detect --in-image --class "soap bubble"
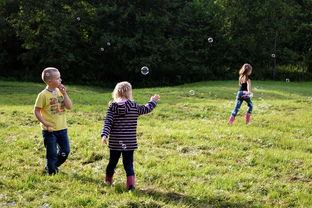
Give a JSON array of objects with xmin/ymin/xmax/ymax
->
[
  {"xmin": 141, "ymin": 66, "xmax": 149, "ymax": 75},
  {"xmin": 76, "ymin": 17, "xmax": 81, "ymax": 21},
  {"xmin": 189, "ymin": 90, "xmax": 195, "ymax": 96},
  {"xmin": 286, "ymin": 78, "xmax": 290, "ymax": 82},
  {"xmin": 208, "ymin": 37, "xmax": 213, "ymax": 43},
  {"xmin": 107, "ymin": 42, "xmax": 111, "ymax": 46},
  {"xmin": 42, "ymin": 203, "xmax": 50, "ymax": 208},
  {"xmin": 271, "ymin": 54, "xmax": 276, "ymax": 58},
  {"xmin": 122, "ymin": 144, "xmax": 127, "ymax": 149},
  {"xmin": 100, "ymin": 47, "xmax": 104, "ymax": 52}
]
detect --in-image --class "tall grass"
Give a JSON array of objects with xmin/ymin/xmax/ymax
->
[{"xmin": 0, "ymin": 80, "xmax": 311, "ymax": 207}]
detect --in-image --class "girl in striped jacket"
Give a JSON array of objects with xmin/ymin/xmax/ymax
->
[{"xmin": 101, "ymin": 81, "xmax": 160, "ymax": 190}]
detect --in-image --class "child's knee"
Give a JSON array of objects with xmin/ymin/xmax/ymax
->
[{"xmin": 60, "ymin": 151, "xmax": 70, "ymax": 158}]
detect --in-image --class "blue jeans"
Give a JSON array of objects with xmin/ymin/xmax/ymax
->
[
  {"xmin": 231, "ymin": 91, "xmax": 253, "ymax": 116},
  {"xmin": 106, "ymin": 150, "xmax": 134, "ymax": 176},
  {"xmin": 42, "ymin": 129, "xmax": 70, "ymax": 175}
]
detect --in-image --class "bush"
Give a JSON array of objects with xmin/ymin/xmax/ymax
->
[{"xmin": 276, "ymin": 64, "xmax": 312, "ymax": 81}]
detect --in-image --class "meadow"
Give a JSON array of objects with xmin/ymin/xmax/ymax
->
[{"xmin": 0, "ymin": 80, "xmax": 311, "ymax": 208}]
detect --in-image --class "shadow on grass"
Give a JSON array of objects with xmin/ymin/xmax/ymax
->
[
  {"xmin": 62, "ymin": 172, "xmax": 103, "ymax": 184},
  {"xmin": 46, "ymin": 172, "xmax": 261, "ymax": 207},
  {"xmin": 135, "ymin": 188, "xmax": 260, "ymax": 208}
]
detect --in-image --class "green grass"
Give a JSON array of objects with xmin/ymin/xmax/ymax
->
[{"xmin": 0, "ymin": 80, "xmax": 311, "ymax": 208}]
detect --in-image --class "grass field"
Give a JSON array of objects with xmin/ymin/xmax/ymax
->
[{"xmin": 0, "ymin": 80, "xmax": 311, "ymax": 208}]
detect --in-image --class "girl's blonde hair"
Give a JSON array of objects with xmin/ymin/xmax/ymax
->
[
  {"xmin": 112, "ymin": 81, "xmax": 133, "ymax": 101},
  {"xmin": 42, "ymin": 67, "xmax": 59, "ymax": 83},
  {"xmin": 239, "ymin": 63, "xmax": 252, "ymax": 84}
]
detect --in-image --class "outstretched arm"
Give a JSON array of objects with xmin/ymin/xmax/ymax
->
[{"xmin": 137, "ymin": 94, "xmax": 160, "ymax": 115}]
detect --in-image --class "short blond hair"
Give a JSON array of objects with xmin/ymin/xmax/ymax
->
[
  {"xmin": 41, "ymin": 67, "xmax": 59, "ymax": 83},
  {"xmin": 112, "ymin": 81, "xmax": 133, "ymax": 101}
]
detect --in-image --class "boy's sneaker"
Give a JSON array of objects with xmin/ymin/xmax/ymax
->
[{"xmin": 45, "ymin": 167, "xmax": 59, "ymax": 175}]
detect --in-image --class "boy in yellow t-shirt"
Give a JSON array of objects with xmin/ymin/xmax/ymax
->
[{"xmin": 34, "ymin": 67, "xmax": 72, "ymax": 175}]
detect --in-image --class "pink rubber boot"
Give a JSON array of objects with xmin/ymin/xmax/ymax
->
[
  {"xmin": 126, "ymin": 176, "xmax": 135, "ymax": 191},
  {"xmin": 228, "ymin": 115, "xmax": 235, "ymax": 124},
  {"xmin": 105, "ymin": 175, "xmax": 113, "ymax": 185},
  {"xmin": 246, "ymin": 113, "xmax": 251, "ymax": 124}
]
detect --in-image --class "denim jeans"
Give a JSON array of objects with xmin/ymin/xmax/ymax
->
[
  {"xmin": 42, "ymin": 129, "xmax": 70, "ymax": 175},
  {"xmin": 106, "ymin": 150, "xmax": 134, "ymax": 176},
  {"xmin": 231, "ymin": 91, "xmax": 253, "ymax": 116}
]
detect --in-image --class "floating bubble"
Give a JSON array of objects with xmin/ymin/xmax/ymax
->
[
  {"xmin": 107, "ymin": 42, "xmax": 111, "ymax": 46},
  {"xmin": 76, "ymin": 17, "xmax": 81, "ymax": 21},
  {"xmin": 42, "ymin": 203, "xmax": 50, "ymax": 208},
  {"xmin": 249, "ymin": 92, "xmax": 254, "ymax": 98},
  {"xmin": 189, "ymin": 90, "xmax": 195, "ymax": 96},
  {"xmin": 100, "ymin": 47, "xmax": 104, "ymax": 52},
  {"xmin": 286, "ymin": 78, "xmax": 290, "ymax": 82},
  {"xmin": 271, "ymin": 54, "xmax": 276, "ymax": 58},
  {"xmin": 119, "ymin": 141, "xmax": 123, "ymax": 144},
  {"xmin": 122, "ymin": 144, "xmax": 126, "ymax": 149},
  {"xmin": 141, "ymin": 66, "xmax": 149, "ymax": 75},
  {"xmin": 208, "ymin": 37, "xmax": 213, "ymax": 43}
]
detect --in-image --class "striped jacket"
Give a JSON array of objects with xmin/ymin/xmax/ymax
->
[{"xmin": 101, "ymin": 99, "xmax": 157, "ymax": 151}]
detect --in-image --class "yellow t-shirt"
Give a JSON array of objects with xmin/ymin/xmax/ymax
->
[{"xmin": 34, "ymin": 88, "xmax": 67, "ymax": 131}]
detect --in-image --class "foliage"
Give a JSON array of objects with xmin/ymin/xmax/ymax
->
[{"xmin": 0, "ymin": 0, "xmax": 311, "ymax": 84}]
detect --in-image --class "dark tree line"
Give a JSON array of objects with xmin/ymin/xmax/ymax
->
[{"xmin": 1, "ymin": 0, "xmax": 311, "ymax": 86}]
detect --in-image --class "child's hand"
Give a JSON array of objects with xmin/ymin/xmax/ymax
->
[
  {"xmin": 44, "ymin": 123, "xmax": 53, "ymax": 132},
  {"xmin": 58, "ymin": 84, "xmax": 67, "ymax": 95},
  {"xmin": 102, "ymin": 136, "xmax": 107, "ymax": 145},
  {"xmin": 47, "ymin": 126, "xmax": 53, "ymax": 132},
  {"xmin": 151, "ymin": 94, "xmax": 160, "ymax": 102}
]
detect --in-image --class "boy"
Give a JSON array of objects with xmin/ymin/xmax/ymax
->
[{"xmin": 34, "ymin": 67, "xmax": 72, "ymax": 175}]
